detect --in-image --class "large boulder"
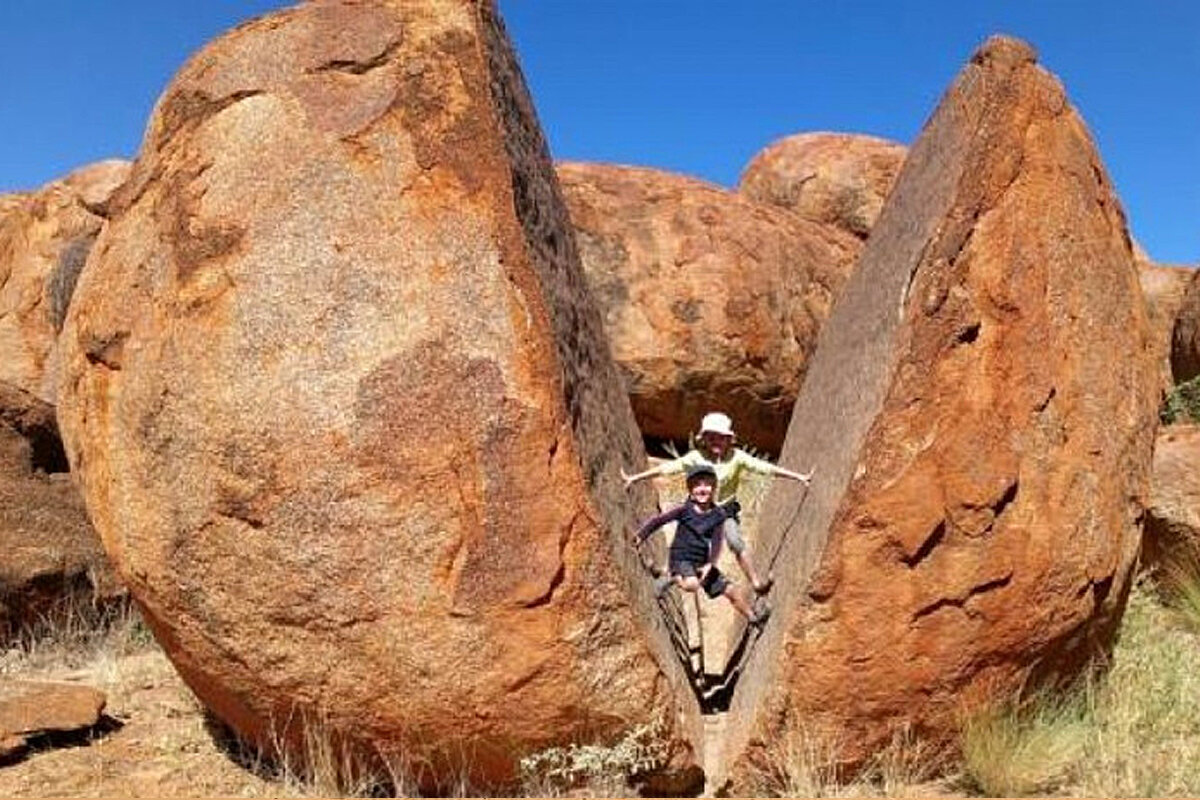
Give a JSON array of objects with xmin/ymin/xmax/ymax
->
[
  {"xmin": 1138, "ymin": 262, "xmax": 1194, "ymax": 390},
  {"xmin": 0, "ymin": 681, "xmax": 107, "ymax": 761},
  {"xmin": 0, "ymin": 382, "xmax": 123, "ymax": 642},
  {"xmin": 1171, "ymin": 269, "xmax": 1200, "ymax": 383},
  {"xmin": 1144, "ymin": 424, "xmax": 1200, "ymax": 573},
  {"xmin": 738, "ymin": 132, "xmax": 907, "ymax": 240},
  {"xmin": 57, "ymin": 0, "xmax": 698, "ymax": 789},
  {"xmin": 557, "ymin": 162, "xmax": 860, "ymax": 454},
  {"xmin": 723, "ymin": 36, "xmax": 1158, "ymax": 780},
  {"xmin": 0, "ymin": 160, "xmax": 129, "ymax": 403}
]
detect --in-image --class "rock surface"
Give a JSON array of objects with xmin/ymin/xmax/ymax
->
[
  {"xmin": 1144, "ymin": 424, "xmax": 1200, "ymax": 572},
  {"xmin": 0, "ymin": 382, "xmax": 123, "ymax": 642},
  {"xmin": 724, "ymin": 36, "xmax": 1157, "ymax": 779},
  {"xmin": 0, "ymin": 681, "xmax": 106, "ymax": 761},
  {"xmin": 57, "ymin": 1, "xmax": 697, "ymax": 789},
  {"xmin": 1171, "ymin": 269, "xmax": 1200, "ymax": 383},
  {"xmin": 0, "ymin": 161, "xmax": 129, "ymax": 403},
  {"xmin": 738, "ymin": 132, "xmax": 907, "ymax": 239},
  {"xmin": 558, "ymin": 162, "xmax": 860, "ymax": 453},
  {"xmin": 1139, "ymin": 262, "xmax": 1195, "ymax": 390}
]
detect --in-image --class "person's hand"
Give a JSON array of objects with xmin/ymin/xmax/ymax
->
[
  {"xmin": 797, "ymin": 467, "xmax": 815, "ymax": 485},
  {"xmin": 620, "ymin": 467, "xmax": 635, "ymax": 490},
  {"xmin": 697, "ymin": 563, "xmax": 712, "ymax": 580},
  {"xmin": 627, "ymin": 530, "xmax": 642, "ymax": 549}
]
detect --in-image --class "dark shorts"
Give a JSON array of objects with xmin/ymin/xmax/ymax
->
[
  {"xmin": 671, "ymin": 561, "xmax": 729, "ymax": 598},
  {"xmin": 721, "ymin": 498, "xmax": 742, "ymax": 521}
]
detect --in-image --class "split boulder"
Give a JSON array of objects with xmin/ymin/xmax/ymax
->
[
  {"xmin": 58, "ymin": 0, "xmax": 696, "ymax": 789},
  {"xmin": 558, "ymin": 162, "xmax": 860, "ymax": 453},
  {"xmin": 724, "ymin": 36, "xmax": 1158, "ymax": 779}
]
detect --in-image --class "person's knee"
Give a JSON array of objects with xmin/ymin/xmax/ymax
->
[{"xmin": 678, "ymin": 576, "xmax": 700, "ymax": 593}]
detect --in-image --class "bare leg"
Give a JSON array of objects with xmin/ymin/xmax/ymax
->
[
  {"xmin": 725, "ymin": 518, "xmax": 770, "ymax": 592},
  {"xmin": 722, "ymin": 582, "xmax": 756, "ymax": 620},
  {"xmin": 677, "ymin": 576, "xmax": 701, "ymax": 593}
]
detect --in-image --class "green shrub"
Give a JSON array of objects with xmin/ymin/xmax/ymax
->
[{"xmin": 1160, "ymin": 374, "xmax": 1200, "ymax": 424}]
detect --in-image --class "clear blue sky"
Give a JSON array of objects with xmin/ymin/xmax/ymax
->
[{"xmin": 2, "ymin": 1, "xmax": 1196, "ymax": 263}]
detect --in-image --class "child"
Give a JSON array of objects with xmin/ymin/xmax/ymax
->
[
  {"xmin": 622, "ymin": 411, "xmax": 812, "ymax": 596},
  {"xmin": 631, "ymin": 463, "xmax": 769, "ymax": 627}
]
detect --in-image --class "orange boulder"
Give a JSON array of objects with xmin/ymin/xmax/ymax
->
[
  {"xmin": 1138, "ymin": 262, "xmax": 1194, "ymax": 390},
  {"xmin": 1171, "ymin": 269, "xmax": 1200, "ymax": 383},
  {"xmin": 558, "ymin": 162, "xmax": 859, "ymax": 453},
  {"xmin": 1145, "ymin": 424, "xmax": 1200, "ymax": 572},
  {"xmin": 58, "ymin": 1, "xmax": 697, "ymax": 789},
  {"xmin": 738, "ymin": 132, "xmax": 906, "ymax": 239},
  {"xmin": 724, "ymin": 36, "xmax": 1158, "ymax": 780},
  {"xmin": 0, "ymin": 161, "xmax": 129, "ymax": 403}
]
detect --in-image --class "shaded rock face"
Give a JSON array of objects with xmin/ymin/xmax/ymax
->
[
  {"xmin": 0, "ymin": 161, "xmax": 129, "ymax": 404},
  {"xmin": 0, "ymin": 381, "xmax": 123, "ymax": 642},
  {"xmin": 1144, "ymin": 424, "xmax": 1200, "ymax": 572},
  {"xmin": 57, "ymin": 0, "xmax": 696, "ymax": 788},
  {"xmin": 725, "ymin": 36, "xmax": 1157, "ymax": 778},
  {"xmin": 1171, "ymin": 269, "xmax": 1200, "ymax": 383},
  {"xmin": 738, "ymin": 132, "xmax": 907, "ymax": 239},
  {"xmin": 1138, "ymin": 262, "xmax": 1194, "ymax": 390},
  {"xmin": 558, "ymin": 162, "xmax": 860, "ymax": 454}
]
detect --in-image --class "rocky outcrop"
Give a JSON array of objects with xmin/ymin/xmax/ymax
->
[
  {"xmin": 723, "ymin": 36, "xmax": 1157, "ymax": 780},
  {"xmin": 558, "ymin": 162, "xmax": 860, "ymax": 453},
  {"xmin": 57, "ymin": 1, "xmax": 698, "ymax": 789},
  {"xmin": 1171, "ymin": 269, "xmax": 1200, "ymax": 383},
  {"xmin": 0, "ymin": 381, "xmax": 123, "ymax": 642},
  {"xmin": 1138, "ymin": 262, "xmax": 1194, "ymax": 390},
  {"xmin": 738, "ymin": 132, "xmax": 906, "ymax": 239},
  {"xmin": 0, "ymin": 161, "xmax": 129, "ymax": 403},
  {"xmin": 1144, "ymin": 424, "xmax": 1200, "ymax": 573}
]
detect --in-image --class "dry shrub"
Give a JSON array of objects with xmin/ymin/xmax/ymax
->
[{"xmin": 748, "ymin": 724, "xmax": 941, "ymax": 798}]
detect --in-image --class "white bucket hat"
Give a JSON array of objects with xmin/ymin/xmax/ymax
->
[{"xmin": 699, "ymin": 412, "xmax": 734, "ymax": 438}]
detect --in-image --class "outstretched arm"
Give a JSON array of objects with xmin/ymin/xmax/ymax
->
[
  {"xmin": 772, "ymin": 464, "xmax": 814, "ymax": 484},
  {"xmin": 620, "ymin": 452, "xmax": 691, "ymax": 490},
  {"xmin": 629, "ymin": 504, "xmax": 684, "ymax": 548},
  {"xmin": 738, "ymin": 450, "xmax": 814, "ymax": 485}
]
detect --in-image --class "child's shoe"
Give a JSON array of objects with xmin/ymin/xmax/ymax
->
[
  {"xmin": 749, "ymin": 605, "xmax": 772, "ymax": 628},
  {"xmin": 653, "ymin": 575, "xmax": 673, "ymax": 599}
]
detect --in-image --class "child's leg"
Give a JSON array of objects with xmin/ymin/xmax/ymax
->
[
  {"xmin": 721, "ymin": 582, "xmax": 756, "ymax": 620},
  {"xmin": 676, "ymin": 575, "xmax": 701, "ymax": 593},
  {"xmin": 724, "ymin": 518, "xmax": 771, "ymax": 593}
]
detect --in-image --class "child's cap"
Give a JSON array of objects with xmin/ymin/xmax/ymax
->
[
  {"xmin": 699, "ymin": 412, "xmax": 734, "ymax": 438},
  {"xmin": 685, "ymin": 463, "xmax": 718, "ymax": 483}
]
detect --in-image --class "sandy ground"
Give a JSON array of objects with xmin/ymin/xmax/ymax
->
[{"xmin": 0, "ymin": 646, "xmax": 277, "ymax": 798}]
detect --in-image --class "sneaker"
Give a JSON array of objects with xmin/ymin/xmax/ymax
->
[
  {"xmin": 654, "ymin": 575, "xmax": 673, "ymax": 599},
  {"xmin": 749, "ymin": 605, "xmax": 772, "ymax": 628}
]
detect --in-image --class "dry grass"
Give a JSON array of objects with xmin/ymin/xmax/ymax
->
[{"xmin": 746, "ymin": 725, "xmax": 946, "ymax": 798}]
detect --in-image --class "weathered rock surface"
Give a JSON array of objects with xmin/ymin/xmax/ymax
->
[
  {"xmin": 0, "ymin": 681, "xmax": 106, "ymax": 761},
  {"xmin": 1139, "ymin": 262, "xmax": 1194, "ymax": 390},
  {"xmin": 0, "ymin": 381, "xmax": 123, "ymax": 642},
  {"xmin": 1171, "ymin": 269, "xmax": 1200, "ymax": 383},
  {"xmin": 1144, "ymin": 424, "xmax": 1200, "ymax": 572},
  {"xmin": 58, "ymin": 1, "xmax": 697, "ymax": 788},
  {"xmin": 557, "ymin": 162, "xmax": 860, "ymax": 453},
  {"xmin": 724, "ymin": 36, "xmax": 1157, "ymax": 779},
  {"xmin": 0, "ymin": 161, "xmax": 129, "ymax": 403},
  {"xmin": 738, "ymin": 132, "xmax": 907, "ymax": 239}
]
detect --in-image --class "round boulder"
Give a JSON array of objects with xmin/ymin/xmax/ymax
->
[
  {"xmin": 558, "ymin": 162, "xmax": 860, "ymax": 453},
  {"xmin": 738, "ymin": 132, "xmax": 907, "ymax": 239}
]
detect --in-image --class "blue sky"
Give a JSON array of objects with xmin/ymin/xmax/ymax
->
[{"xmin": 1, "ymin": 1, "xmax": 1196, "ymax": 263}]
